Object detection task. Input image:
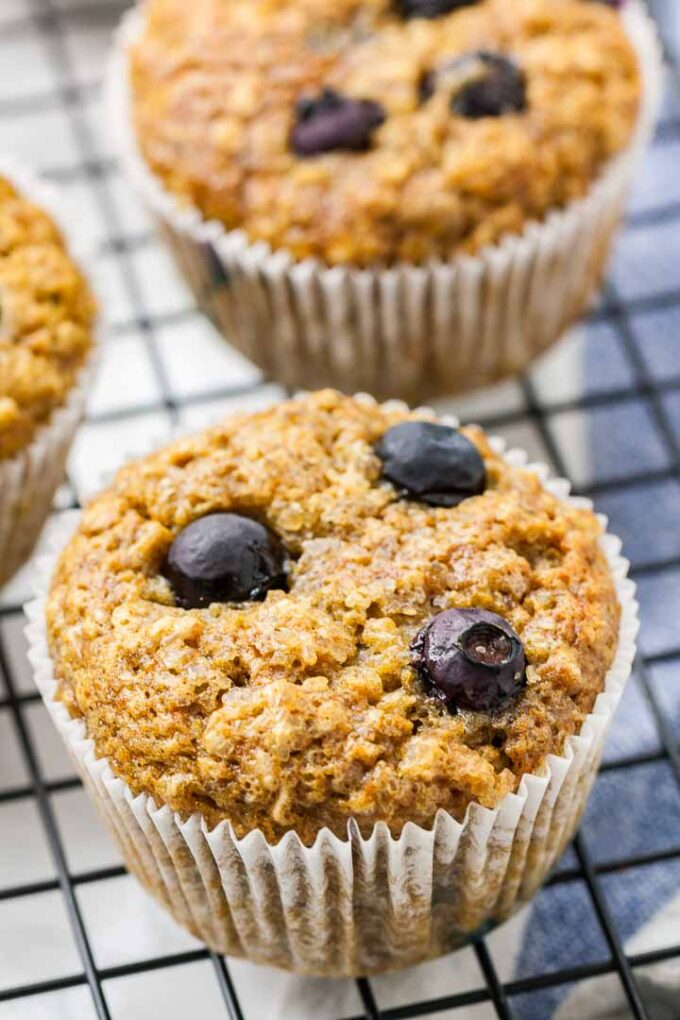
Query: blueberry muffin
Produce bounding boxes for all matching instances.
[47,390,620,843]
[130,0,640,265]
[0,172,96,588]
[112,0,656,400]
[38,390,635,972]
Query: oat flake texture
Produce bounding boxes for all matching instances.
[47,391,621,846]
[0,176,95,461]
[0,165,97,588]
[130,0,641,265]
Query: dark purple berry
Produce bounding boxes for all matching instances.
[165,513,287,609]
[394,0,479,19]
[422,52,527,118]
[412,608,526,713]
[291,88,385,156]
[376,421,486,508]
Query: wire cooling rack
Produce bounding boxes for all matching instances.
[1,1,680,1018]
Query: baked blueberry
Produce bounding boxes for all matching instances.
[291,88,385,156]
[412,608,526,713]
[376,421,486,507]
[394,0,479,19]
[165,513,287,608]
[422,52,527,118]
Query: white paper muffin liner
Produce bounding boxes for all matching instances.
[0,158,99,590]
[107,2,661,403]
[25,405,639,977]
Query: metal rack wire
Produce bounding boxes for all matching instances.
[0,1,679,1018]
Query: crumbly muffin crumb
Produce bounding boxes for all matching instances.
[130,0,641,265]
[47,391,620,843]
[0,176,96,461]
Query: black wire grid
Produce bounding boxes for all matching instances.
[0,1,680,1018]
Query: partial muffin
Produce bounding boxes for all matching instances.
[0,168,96,588]
[109,0,659,398]
[34,391,637,974]
[130,0,640,265]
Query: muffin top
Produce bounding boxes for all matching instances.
[47,391,620,843]
[0,176,96,461]
[130,0,641,266]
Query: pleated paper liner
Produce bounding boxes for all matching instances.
[25,413,638,977]
[107,1,662,403]
[0,157,99,590]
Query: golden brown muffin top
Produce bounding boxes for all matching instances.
[130,0,640,266]
[0,176,96,461]
[47,391,620,843]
